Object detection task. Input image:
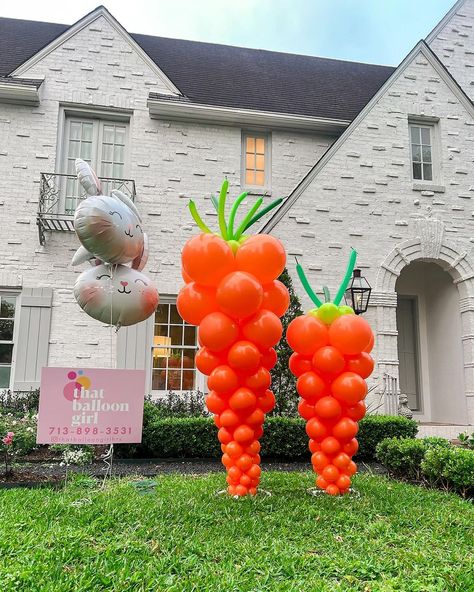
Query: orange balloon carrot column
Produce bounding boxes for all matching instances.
[177,180,289,496]
[286,250,375,495]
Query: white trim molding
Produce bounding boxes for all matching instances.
[10,6,182,96]
[425,0,467,45]
[0,80,42,106]
[147,96,350,134]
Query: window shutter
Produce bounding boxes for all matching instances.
[117,316,153,394]
[13,287,53,391]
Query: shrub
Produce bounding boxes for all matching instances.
[357,415,418,461]
[376,437,450,480]
[145,391,207,418]
[50,444,95,466]
[0,389,40,416]
[0,412,37,457]
[422,446,474,498]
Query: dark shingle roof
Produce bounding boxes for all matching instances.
[0,15,395,121]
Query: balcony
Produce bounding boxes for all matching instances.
[37,172,136,245]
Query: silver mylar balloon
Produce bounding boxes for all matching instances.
[74,264,159,327]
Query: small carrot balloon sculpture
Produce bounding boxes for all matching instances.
[287,250,375,495]
[177,180,289,496]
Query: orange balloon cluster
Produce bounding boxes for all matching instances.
[178,233,289,496]
[287,312,375,495]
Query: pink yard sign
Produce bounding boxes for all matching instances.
[37,367,146,445]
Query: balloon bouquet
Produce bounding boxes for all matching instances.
[286,250,374,495]
[177,181,288,496]
[72,159,159,328]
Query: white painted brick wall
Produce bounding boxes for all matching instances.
[0,15,331,368]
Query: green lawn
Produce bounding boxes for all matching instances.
[0,472,472,592]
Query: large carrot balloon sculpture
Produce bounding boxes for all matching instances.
[287,250,374,495]
[177,181,289,496]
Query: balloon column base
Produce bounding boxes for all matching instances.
[307,487,360,498]
[215,488,272,498]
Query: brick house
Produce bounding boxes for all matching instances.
[0,1,473,435]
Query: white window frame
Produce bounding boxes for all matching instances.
[408,118,440,185]
[151,297,205,396]
[241,131,271,192]
[0,292,19,391]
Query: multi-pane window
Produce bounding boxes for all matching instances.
[243,133,269,188]
[410,124,433,181]
[152,303,198,391]
[63,117,128,214]
[0,295,17,389]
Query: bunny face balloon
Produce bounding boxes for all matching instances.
[74,264,159,327]
[72,159,147,267]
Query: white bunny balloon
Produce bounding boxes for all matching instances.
[74,264,159,328]
[72,159,147,267]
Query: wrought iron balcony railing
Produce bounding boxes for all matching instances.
[37,172,136,245]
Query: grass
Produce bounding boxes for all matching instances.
[0,472,472,592]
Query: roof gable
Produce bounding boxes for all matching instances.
[261,40,474,232]
[9,6,181,95]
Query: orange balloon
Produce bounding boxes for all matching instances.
[345,353,374,379]
[219,409,240,428]
[261,348,277,370]
[228,485,237,496]
[257,389,276,413]
[245,408,265,426]
[228,466,242,481]
[235,484,248,496]
[311,451,329,470]
[346,401,367,421]
[245,367,271,390]
[216,271,263,319]
[182,234,235,287]
[240,474,252,487]
[312,346,345,375]
[289,353,313,377]
[333,452,351,469]
[236,454,253,471]
[235,234,286,284]
[208,365,238,394]
[314,396,342,420]
[195,347,221,376]
[296,372,326,401]
[287,315,329,356]
[332,417,359,441]
[320,437,341,455]
[205,391,227,415]
[177,282,217,326]
[326,484,340,496]
[181,268,193,284]
[322,465,340,483]
[248,487,258,496]
[254,425,264,439]
[316,475,328,490]
[343,438,359,457]
[226,441,244,458]
[227,341,261,373]
[221,453,233,468]
[234,425,255,443]
[329,315,373,356]
[298,399,316,420]
[217,427,233,444]
[336,474,351,490]
[306,417,328,440]
[199,312,239,352]
[363,332,375,353]
[247,464,261,479]
[331,372,367,405]
[261,280,290,317]
[309,439,321,453]
[246,441,261,455]
[346,460,357,475]
[242,310,282,350]
[229,388,257,412]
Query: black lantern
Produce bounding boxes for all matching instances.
[344,269,371,315]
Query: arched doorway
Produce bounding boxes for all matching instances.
[396,261,467,424]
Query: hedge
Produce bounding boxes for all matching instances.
[376,437,450,480]
[116,411,417,462]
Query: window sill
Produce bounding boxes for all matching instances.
[243,187,272,197]
[412,182,445,193]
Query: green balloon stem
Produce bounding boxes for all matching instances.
[234,197,263,240]
[296,263,323,308]
[188,200,212,234]
[218,180,229,240]
[333,249,357,306]
[227,192,248,239]
[323,286,331,303]
[210,194,219,212]
[243,197,284,231]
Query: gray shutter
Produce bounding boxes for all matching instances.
[13,287,53,391]
[117,315,153,394]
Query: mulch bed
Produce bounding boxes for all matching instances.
[0,457,386,488]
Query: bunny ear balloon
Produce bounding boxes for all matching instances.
[72,159,158,328]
